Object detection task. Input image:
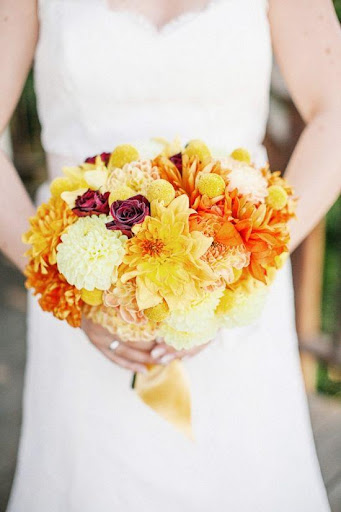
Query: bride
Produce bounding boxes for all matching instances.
[1,0,341,510]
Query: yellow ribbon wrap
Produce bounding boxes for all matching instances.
[134,360,193,439]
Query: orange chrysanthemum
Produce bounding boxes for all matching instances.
[25,262,83,327]
[23,196,77,274]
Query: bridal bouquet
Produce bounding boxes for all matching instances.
[23,139,296,350]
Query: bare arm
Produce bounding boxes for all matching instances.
[0,0,38,272]
[269,0,341,251]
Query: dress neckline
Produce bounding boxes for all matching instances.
[102,0,220,35]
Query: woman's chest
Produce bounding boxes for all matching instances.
[36,0,271,105]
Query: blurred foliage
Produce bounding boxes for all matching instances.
[334,0,341,20]
[321,198,341,335]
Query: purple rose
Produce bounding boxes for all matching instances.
[73,189,110,217]
[169,152,183,173]
[106,195,150,238]
[85,152,111,165]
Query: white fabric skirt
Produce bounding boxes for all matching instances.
[7,187,330,512]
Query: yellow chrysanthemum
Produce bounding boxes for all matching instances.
[83,304,158,342]
[56,216,127,290]
[23,197,77,273]
[121,195,216,311]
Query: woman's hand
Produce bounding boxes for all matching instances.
[82,317,211,373]
[82,317,157,373]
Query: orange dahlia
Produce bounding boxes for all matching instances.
[23,196,77,273]
[25,262,83,327]
[222,189,292,283]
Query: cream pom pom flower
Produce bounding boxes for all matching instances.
[159,288,223,349]
[164,288,223,334]
[56,216,127,291]
[216,279,268,328]
[159,322,219,350]
[219,157,268,204]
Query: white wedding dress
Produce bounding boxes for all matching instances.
[8,0,331,510]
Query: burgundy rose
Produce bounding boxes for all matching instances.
[84,152,111,165]
[73,189,110,217]
[169,152,183,173]
[106,195,150,238]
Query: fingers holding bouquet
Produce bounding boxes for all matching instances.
[82,316,156,373]
[82,315,210,373]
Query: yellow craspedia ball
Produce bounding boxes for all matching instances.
[50,177,81,198]
[108,144,139,169]
[266,185,288,210]
[81,288,103,306]
[109,186,135,204]
[198,173,225,198]
[146,179,175,206]
[144,301,170,322]
[230,148,251,164]
[215,289,236,316]
[184,139,211,162]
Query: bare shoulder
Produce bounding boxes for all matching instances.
[0,0,38,16]
[0,0,39,132]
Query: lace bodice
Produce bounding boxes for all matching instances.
[35,0,272,172]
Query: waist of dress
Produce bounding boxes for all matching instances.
[45,144,268,182]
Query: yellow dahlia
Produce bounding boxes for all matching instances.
[23,197,77,273]
[56,216,127,291]
[106,160,160,197]
[121,195,216,311]
[83,304,158,342]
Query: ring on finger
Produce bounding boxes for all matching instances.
[109,340,120,352]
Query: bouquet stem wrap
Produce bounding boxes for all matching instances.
[134,361,193,439]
